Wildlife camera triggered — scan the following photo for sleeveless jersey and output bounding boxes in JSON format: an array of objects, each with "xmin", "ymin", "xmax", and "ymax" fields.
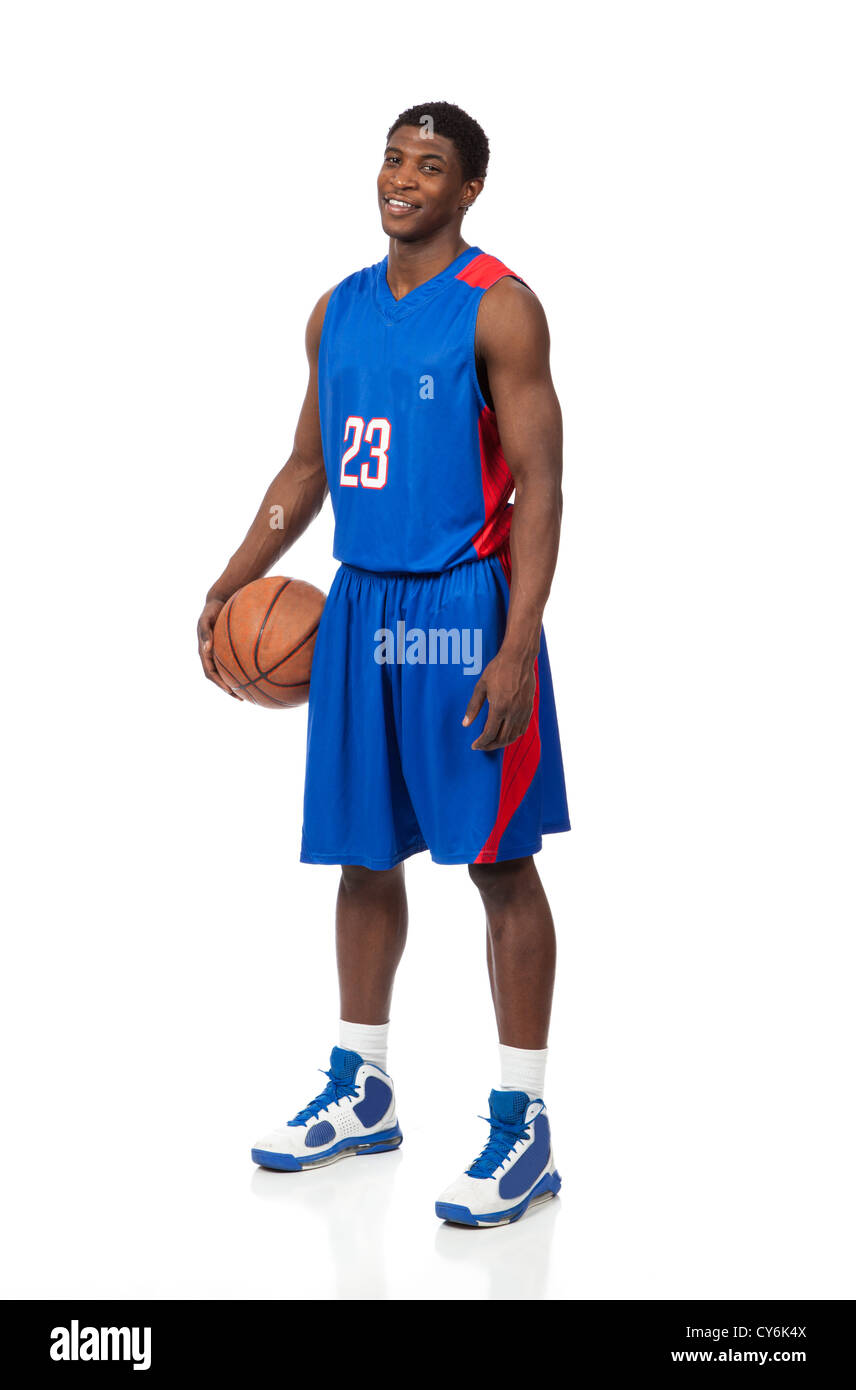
[{"xmin": 317, "ymin": 245, "xmax": 523, "ymax": 573}]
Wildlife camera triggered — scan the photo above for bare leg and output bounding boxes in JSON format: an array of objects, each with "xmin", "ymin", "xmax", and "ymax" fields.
[
  {"xmin": 468, "ymin": 856, "xmax": 556, "ymax": 1049},
  {"xmin": 336, "ymin": 863, "xmax": 408, "ymax": 1024}
]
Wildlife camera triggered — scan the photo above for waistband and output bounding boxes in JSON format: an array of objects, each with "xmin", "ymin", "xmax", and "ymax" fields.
[{"xmin": 338, "ymin": 546, "xmax": 508, "ymax": 583}]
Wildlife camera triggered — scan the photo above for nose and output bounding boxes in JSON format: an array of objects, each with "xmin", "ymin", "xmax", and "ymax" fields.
[{"xmin": 392, "ymin": 165, "xmax": 417, "ymax": 188}]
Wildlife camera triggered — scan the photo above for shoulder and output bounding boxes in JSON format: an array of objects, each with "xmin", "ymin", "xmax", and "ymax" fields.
[
  {"xmin": 307, "ymin": 260, "xmax": 383, "ymax": 346},
  {"xmin": 476, "ymin": 274, "xmax": 549, "ymax": 357},
  {"xmin": 306, "ymin": 256, "xmax": 385, "ymax": 357},
  {"xmin": 305, "ymin": 285, "xmax": 337, "ymax": 355},
  {"xmin": 332, "ymin": 259, "xmax": 384, "ymax": 300}
]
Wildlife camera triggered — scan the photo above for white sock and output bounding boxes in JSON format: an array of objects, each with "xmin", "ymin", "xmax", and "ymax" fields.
[
  {"xmin": 499, "ymin": 1044, "xmax": 548, "ymax": 1101},
  {"xmin": 339, "ymin": 1019, "xmax": 389, "ymax": 1072}
]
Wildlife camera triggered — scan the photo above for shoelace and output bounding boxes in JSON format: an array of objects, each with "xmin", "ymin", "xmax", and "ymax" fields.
[
  {"xmin": 466, "ymin": 1115, "xmax": 529, "ymax": 1178},
  {"xmin": 287, "ymin": 1068, "xmax": 359, "ymax": 1127}
]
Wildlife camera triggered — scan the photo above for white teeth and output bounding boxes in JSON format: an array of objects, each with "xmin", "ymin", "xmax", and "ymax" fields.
[{"xmin": 387, "ymin": 198, "xmax": 414, "ymax": 208}]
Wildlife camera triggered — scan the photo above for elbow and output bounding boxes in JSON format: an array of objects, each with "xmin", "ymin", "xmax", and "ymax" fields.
[{"xmin": 510, "ymin": 459, "xmax": 562, "ymax": 528}]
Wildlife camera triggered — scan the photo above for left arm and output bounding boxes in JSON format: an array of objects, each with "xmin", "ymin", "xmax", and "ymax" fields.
[{"xmin": 463, "ymin": 278, "xmax": 563, "ymax": 751}]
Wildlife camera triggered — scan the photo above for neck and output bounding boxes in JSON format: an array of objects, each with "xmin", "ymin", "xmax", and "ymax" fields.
[{"xmin": 386, "ymin": 226, "xmax": 470, "ymax": 299}]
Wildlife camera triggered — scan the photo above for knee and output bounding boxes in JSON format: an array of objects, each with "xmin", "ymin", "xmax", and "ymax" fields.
[
  {"xmin": 340, "ymin": 863, "xmax": 402, "ymax": 895},
  {"xmin": 467, "ymin": 856, "xmax": 533, "ymax": 904}
]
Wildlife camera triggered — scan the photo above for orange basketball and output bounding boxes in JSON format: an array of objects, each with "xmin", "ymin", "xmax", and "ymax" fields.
[{"xmin": 212, "ymin": 576, "xmax": 325, "ymax": 708}]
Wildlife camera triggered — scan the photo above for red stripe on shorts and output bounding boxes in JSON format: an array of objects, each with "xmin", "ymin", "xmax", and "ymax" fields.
[{"xmin": 475, "ymin": 543, "xmax": 541, "ymax": 863}]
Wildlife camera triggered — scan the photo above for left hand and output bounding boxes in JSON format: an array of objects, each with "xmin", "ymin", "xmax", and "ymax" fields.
[{"xmin": 462, "ymin": 649, "xmax": 536, "ymax": 751}]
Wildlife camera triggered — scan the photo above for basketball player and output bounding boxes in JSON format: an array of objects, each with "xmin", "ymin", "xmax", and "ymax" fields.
[{"xmin": 197, "ymin": 103, "xmax": 570, "ymax": 1226}]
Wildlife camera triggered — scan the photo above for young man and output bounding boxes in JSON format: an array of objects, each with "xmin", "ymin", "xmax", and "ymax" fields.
[{"xmin": 197, "ymin": 102, "xmax": 570, "ymax": 1227}]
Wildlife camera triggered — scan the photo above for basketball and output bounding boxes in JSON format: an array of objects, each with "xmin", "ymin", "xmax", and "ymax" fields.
[{"xmin": 212, "ymin": 577, "xmax": 325, "ymax": 707}]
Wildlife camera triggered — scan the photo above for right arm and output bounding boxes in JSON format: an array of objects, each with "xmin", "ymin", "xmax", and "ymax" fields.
[{"xmin": 197, "ymin": 289, "xmax": 333, "ymax": 694}]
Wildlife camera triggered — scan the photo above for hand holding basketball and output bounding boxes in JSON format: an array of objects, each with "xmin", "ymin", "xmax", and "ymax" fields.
[
  {"xmin": 207, "ymin": 577, "xmax": 326, "ymax": 708},
  {"xmin": 197, "ymin": 597, "xmax": 238, "ymax": 698}
]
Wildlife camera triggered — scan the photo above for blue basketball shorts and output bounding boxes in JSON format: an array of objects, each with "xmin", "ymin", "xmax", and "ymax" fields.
[{"xmin": 300, "ymin": 551, "xmax": 570, "ymax": 869}]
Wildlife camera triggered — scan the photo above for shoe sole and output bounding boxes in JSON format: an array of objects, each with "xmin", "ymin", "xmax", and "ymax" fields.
[
  {"xmin": 252, "ymin": 1124, "xmax": 403, "ymax": 1172},
  {"xmin": 435, "ymin": 1169, "xmax": 562, "ymax": 1227}
]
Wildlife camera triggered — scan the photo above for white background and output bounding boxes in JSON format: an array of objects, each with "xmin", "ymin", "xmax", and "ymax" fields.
[{"xmin": 2, "ymin": 0, "xmax": 854, "ymax": 1300}]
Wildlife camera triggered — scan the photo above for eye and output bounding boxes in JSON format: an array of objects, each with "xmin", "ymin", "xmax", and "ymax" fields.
[
  {"xmin": 422, "ymin": 164, "xmax": 441, "ymax": 174},
  {"xmin": 384, "ymin": 155, "xmax": 400, "ymax": 166}
]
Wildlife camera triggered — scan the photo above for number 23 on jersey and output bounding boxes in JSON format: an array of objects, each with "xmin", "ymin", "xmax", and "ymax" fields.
[{"xmin": 339, "ymin": 416, "xmax": 390, "ymax": 490}]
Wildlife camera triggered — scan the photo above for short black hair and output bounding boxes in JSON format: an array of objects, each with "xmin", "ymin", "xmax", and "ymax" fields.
[{"xmin": 386, "ymin": 102, "xmax": 490, "ymax": 182}]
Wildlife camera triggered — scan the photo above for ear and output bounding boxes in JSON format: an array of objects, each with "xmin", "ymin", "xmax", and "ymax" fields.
[{"xmin": 458, "ymin": 177, "xmax": 485, "ymax": 213}]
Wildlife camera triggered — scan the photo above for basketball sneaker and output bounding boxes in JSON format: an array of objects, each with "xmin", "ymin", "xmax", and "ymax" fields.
[
  {"xmin": 251, "ymin": 1047, "xmax": 402, "ymax": 1171},
  {"xmin": 435, "ymin": 1089, "xmax": 561, "ymax": 1226}
]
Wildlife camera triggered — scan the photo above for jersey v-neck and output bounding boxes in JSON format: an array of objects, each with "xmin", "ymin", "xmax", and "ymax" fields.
[{"xmin": 373, "ymin": 244, "xmax": 483, "ymax": 324}]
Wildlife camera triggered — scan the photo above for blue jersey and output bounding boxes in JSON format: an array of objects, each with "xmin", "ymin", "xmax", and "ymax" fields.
[{"xmin": 318, "ymin": 245, "xmax": 523, "ymax": 573}]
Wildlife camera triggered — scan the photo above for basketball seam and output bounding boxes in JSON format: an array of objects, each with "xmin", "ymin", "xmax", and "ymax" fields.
[
  {"xmin": 223, "ymin": 598, "xmax": 264, "ymax": 705},
  {"xmin": 215, "ymin": 647, "xmax": 265, "ymax": 706},
  {"xmin": 226, "ymin": 598, "xmax": 253, "ymax": 683},
  {"xmin": 252, "ymin": 579, "xmax": 292, "ymax": 675},
  {"xmin": 213, "ymin": 650, "xmax": 308, "ymax": 707},
  {"xmin": 257, "ymin": 621, "xmax": 321, "ymax": 684},
  {"xmin": 216, "ymin": 582, "xmax": 318, "ymax": 706},
  {"xmin": 218, "ymin": 660, "xmax": 294, "ymax": 706}
]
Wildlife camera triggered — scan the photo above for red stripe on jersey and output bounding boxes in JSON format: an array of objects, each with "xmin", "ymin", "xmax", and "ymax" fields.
[
  {"xmin": 455, "ymin": 253, "xmax": 524, "ymax": 290},
  {"xmin": 463, "ymin": 256, "xmax": 526, "ymax": 558},
  {"xmin": 471, "ymin": 405, "xmax": 514, "ymax": 558}
]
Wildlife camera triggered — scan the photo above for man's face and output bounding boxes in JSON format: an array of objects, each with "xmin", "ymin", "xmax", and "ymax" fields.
[{"xmin": 377, "ymin": 126, "xmax": 481, "ymax": 240}]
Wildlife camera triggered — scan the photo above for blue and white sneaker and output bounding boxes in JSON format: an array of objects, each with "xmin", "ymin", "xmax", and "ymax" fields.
[
  {"xmin": 251, "ymin": 1047, "xmax": 403, "ymax": 1171},
  {"xmin": 435, "ymin": 1089, "xmax": 561, "ymax": 1227}
]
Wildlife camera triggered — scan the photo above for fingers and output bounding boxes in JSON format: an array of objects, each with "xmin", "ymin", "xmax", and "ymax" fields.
[
  {"xmin": 467, "ymin": 665, "xmax": 535, "ymax": 751},
  {"xmin": 471, "ymin": 710, "xmax": 530, "ymax": 751},
  {"xmin": 197, "ymin": 597, "xmax": 239, "ymax": 699},
  {"xmin": 466, "ymin": 679, "xmax": 515, "ymax": 750},
  {"xmin": 206, "ymin": 659, "xmax": 240, "ymax": 698},
  {"xmin": 198, "ymin": 630, "xmax": 240, "ymax": 698},
  {"xmin": 471, "ymin": 712, "xmax": 506, "ymax": 751},
  {"xmin": 210, "ymin": 669, "xmax": 240, "ymax": 698},
  {"xmin": 462, "ymin": 680, "xmax": 487, "ymax": 728},
  {"xmin": 198, "ymin": 636, "xmax": 217, "ymax": 680}
]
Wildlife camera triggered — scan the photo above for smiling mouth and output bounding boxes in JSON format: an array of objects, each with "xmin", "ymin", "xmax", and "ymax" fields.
[{"xmin": 384, "ymin": 195, "xmax": 419, "ymax": 213}]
